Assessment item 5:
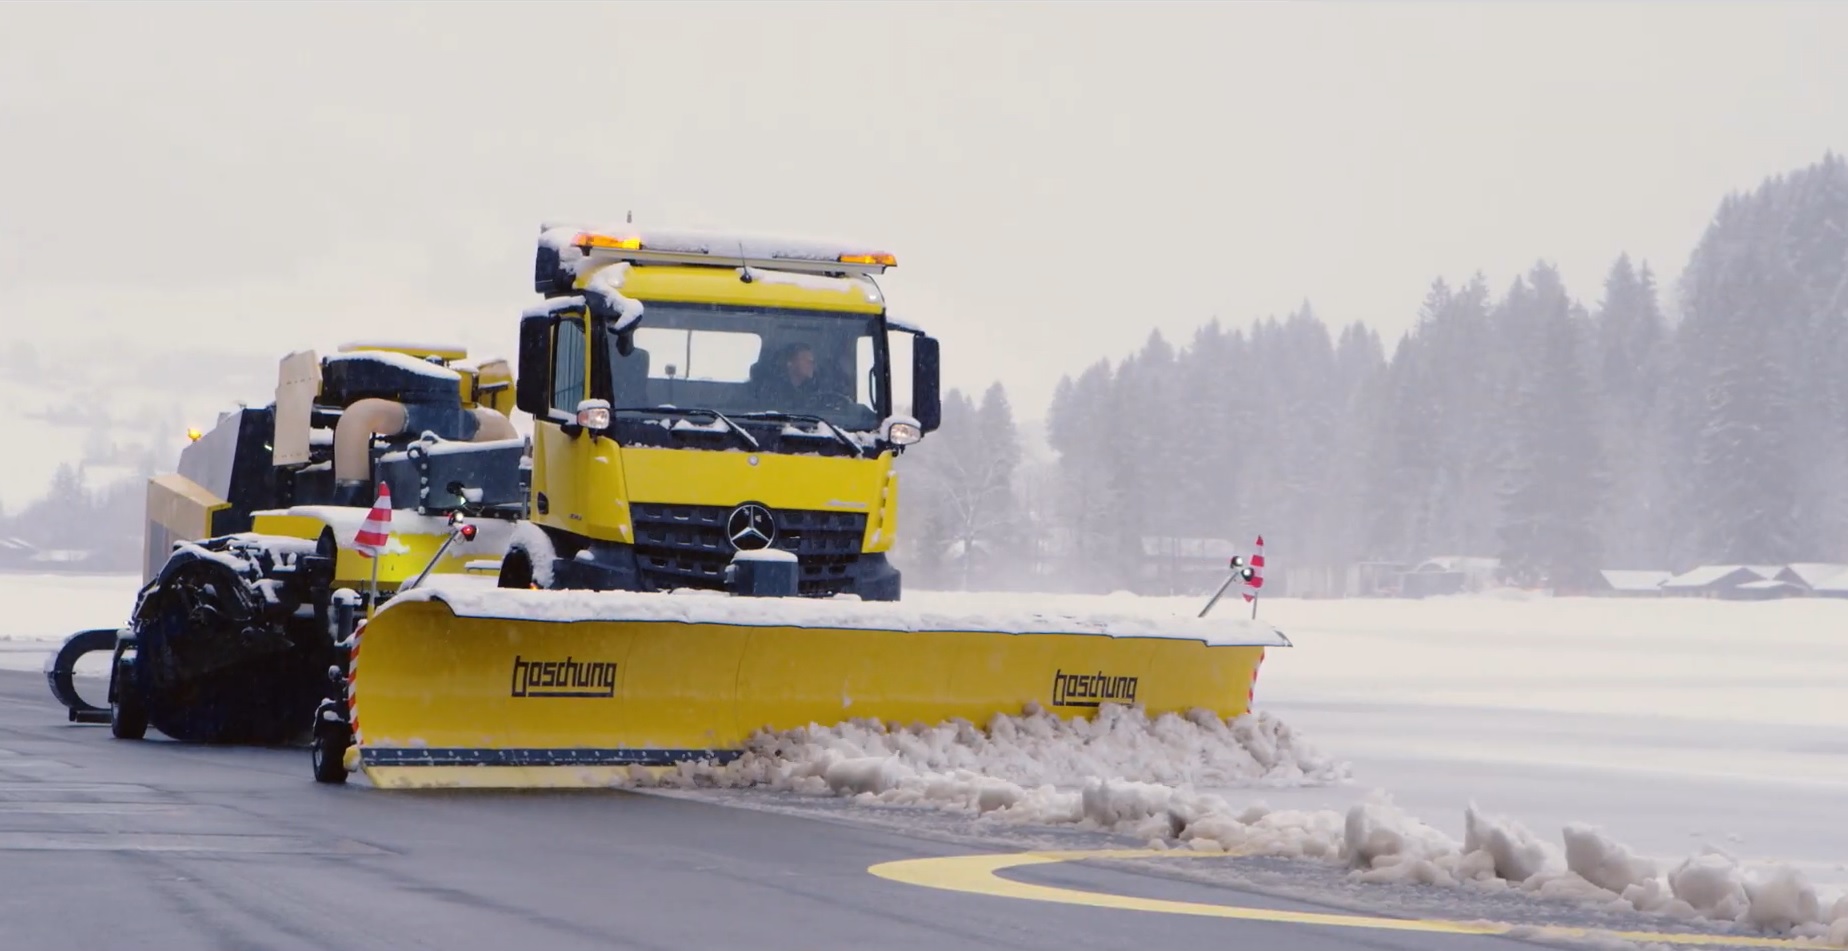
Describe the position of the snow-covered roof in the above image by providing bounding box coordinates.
[1599,569,1671,591]
[1781,563,1848,588]
[1661,564,1778,588]
[1737,579,1803,591]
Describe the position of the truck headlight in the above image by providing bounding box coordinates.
[882,416,922,446]
[576,398,612,430]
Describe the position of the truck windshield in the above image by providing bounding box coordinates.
[606,302,887,431]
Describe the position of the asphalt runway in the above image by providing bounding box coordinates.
[0,669,1767,951]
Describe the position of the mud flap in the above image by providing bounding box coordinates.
[44,628,121,724]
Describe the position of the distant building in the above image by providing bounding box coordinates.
[1139,536,1243,596]
[1805,571,1848,599]
[1595,569,1672,596]
[1776,563,1848,593]
[1659,565,1784,599]
[1730,578,1808,601]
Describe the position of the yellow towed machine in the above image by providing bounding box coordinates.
[44,342,527,749]
[320,223,1292,789]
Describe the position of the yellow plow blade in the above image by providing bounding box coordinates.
[347,586,1289,790]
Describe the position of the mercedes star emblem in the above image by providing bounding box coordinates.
[727,503,777,551]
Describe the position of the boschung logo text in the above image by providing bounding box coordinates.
[510,655,618,698]
[1050,668,1139,708]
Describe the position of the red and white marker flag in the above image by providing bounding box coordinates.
[353,483,393,559]
[1242,534,1265,603]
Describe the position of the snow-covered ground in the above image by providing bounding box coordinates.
[7,573,1848,942]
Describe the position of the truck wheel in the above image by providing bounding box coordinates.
[109,653,147,740]
[312,729,350,784]
[110,691,147,740]
[498,548,535,590]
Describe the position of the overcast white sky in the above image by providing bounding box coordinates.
[3,1,1845,422]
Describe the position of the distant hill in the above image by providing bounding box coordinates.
[0,340,278,512]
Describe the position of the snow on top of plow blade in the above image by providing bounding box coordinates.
[383,578,1291,647]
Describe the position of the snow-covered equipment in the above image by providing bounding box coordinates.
[42,223,1291,788]
[316,223,1290,789]
[44,342,526,746]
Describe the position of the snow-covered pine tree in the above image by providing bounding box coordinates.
[1492,263,1605,590]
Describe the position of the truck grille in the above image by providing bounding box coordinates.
[628,503,866,597]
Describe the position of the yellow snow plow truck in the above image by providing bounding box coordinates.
[45,222,1289,789]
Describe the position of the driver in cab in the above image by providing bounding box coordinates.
[760,342,841,412]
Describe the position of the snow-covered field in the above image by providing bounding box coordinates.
[7,572,1848,942]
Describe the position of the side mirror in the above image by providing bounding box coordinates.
[515,313,553,418]
[912,334,941,433]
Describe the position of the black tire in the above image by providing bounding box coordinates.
[110,670,148,740]
[498,547,535,590]
[312,729,350,784]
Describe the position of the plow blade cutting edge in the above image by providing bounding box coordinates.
[343,585,1291,790]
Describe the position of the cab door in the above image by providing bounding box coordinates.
[532,314,596,535]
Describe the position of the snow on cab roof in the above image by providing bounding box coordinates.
[540,222,892,264]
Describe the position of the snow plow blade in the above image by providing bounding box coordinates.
[343,584,1291,790]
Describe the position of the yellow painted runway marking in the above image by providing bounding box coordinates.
[866,849,1808,949]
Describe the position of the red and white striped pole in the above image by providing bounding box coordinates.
[1242,535,1265,619]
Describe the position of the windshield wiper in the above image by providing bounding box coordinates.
[733,411,863,456]
[613,406,760,451]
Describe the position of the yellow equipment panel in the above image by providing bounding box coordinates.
[346,589,1283,789]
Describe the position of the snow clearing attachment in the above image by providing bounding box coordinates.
[310,223,1291,789]
[336,582,1288,789]
[46,343,526,747]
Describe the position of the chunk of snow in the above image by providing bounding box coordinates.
[1464,801,1556,884]
[582,261,645,331]
[1668,852,1750,920]
[731,549,797,564]
[1564,823,1660,896]
[1742,865,1822,932]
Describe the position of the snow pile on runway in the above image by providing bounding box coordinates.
[632,703,1848,944]
[661,701,1351,794]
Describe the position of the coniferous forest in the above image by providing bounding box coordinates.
[893,154,1848,596]
[6,155,1848,593]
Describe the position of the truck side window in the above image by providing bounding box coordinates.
[552,318,587,411]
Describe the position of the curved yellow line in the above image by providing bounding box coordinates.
[865,849,1806,948]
